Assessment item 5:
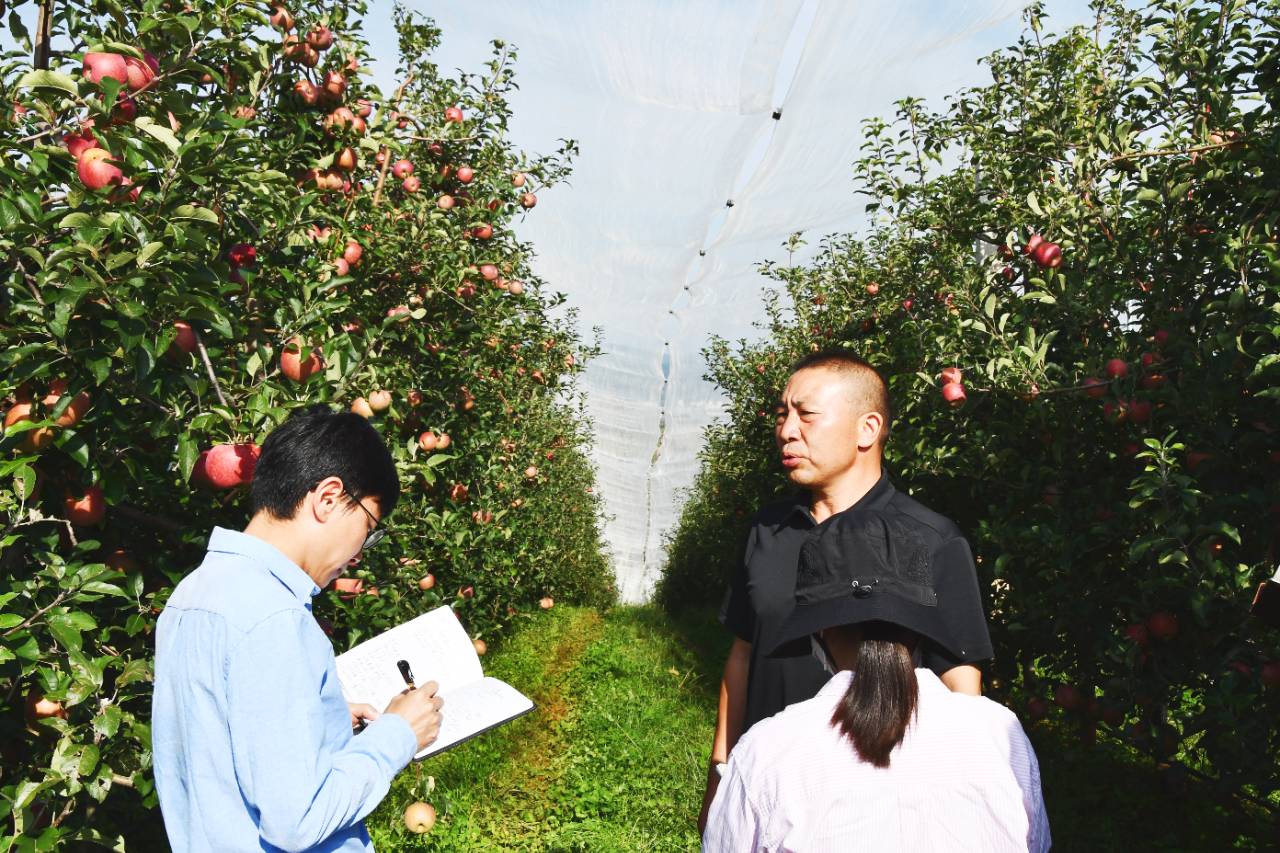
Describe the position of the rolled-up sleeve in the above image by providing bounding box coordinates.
[226,610,416,852]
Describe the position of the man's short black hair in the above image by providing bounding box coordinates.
[789,347,893,438]
[251,404,400,520]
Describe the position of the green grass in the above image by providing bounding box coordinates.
[368,606,726,851]
[368,606,1278,850]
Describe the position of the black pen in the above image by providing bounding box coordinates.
[397,659,416,691]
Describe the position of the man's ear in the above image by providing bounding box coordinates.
[310,476,347,522]
[858,411,884,450]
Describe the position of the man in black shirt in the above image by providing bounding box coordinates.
[698,348,993,831]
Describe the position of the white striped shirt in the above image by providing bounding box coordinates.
[703,668,1051,852]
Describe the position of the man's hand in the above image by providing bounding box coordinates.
[384,680,444,752]
[348,702,381,731]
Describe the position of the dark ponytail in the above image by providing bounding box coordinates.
[828,623,919,768]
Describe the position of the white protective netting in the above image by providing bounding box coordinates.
[374,0,1094,602]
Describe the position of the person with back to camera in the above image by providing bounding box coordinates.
[152,405,445,852]
[699,348,995,829]
[702,508,1051,851]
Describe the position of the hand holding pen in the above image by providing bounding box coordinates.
[384,660,444,752]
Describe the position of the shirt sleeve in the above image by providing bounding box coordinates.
[226,609,417,852]
[1007,717,1052,852]
[921,536,994,675]
[718,524,760,643]
[702,754,764,852]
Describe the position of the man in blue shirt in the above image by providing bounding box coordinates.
[153,405,444,851]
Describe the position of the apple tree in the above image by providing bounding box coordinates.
[0,0,612,846]
[663,0,1279,805]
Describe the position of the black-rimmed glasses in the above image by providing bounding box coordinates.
[344,492,386,550]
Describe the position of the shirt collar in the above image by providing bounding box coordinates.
[786,468,897,526]
[206,526,321,604]
[817,667,946,700]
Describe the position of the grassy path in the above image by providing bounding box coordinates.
[369,604,1278,851]
[368,606,728,851]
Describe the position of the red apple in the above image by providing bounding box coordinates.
[355,99,373,118]
[507,281,524,296]
[65,486,105,526]
[472,638,486,655]
[1032,241,1062,268]
[293,79,318,105]
[1126,399,1152,424]
[350,397,374,418]
[539,596,554,610]
[280,338,322,382]
[322,71,346,98]
[449,483,469,502]
[1026,697,1049,721]
[1261,662,1280,690]
[335,147,357,172]
[444,105,463,123]
[64,125,100,158]
[124,54,159,91]
[1082,377,1107,398]
[269,5,294,29]
[1104,358,1129,379]
[1053,684,1083,712]
[1146,611,1178,641]
[1153,329,1170,347]
[391,159,414,179]
[418,573,436,591]
[940,366,963,386]
[194,443,260,489]
[437,433,451,450]
[479,264,499,281]
[436,194,454,209]
[342,240,362,265]
[368,390,392,412]
[173,321,198,354]
[227,243,256,268]
[1124,623,1149,646]
[471,224,493,240]
[386,305,410,320]
[333,257,350,276]
[306,26,333,50]
[77,148,123,191]
[512,172,527,187]
[456,165,474,183]
[25,691,68,724]
[82,52,129,86]
[399,175,418,193]
[941,383,966,407]
[333,577,364,600]
[520,193,537,209]
[1023,233,1044,256]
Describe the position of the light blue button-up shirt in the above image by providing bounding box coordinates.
[153,527,416,852]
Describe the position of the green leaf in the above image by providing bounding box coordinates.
[17,70,80,97]
[134,117,181,154]
[1026,191,1043,216]
[171,205,220,225]
[137,241,165,267]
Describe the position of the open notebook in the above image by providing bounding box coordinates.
[334,605,534,759]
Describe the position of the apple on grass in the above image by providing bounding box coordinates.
[404,802,436,833]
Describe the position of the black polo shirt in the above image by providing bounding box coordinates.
[719,470,994,734]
